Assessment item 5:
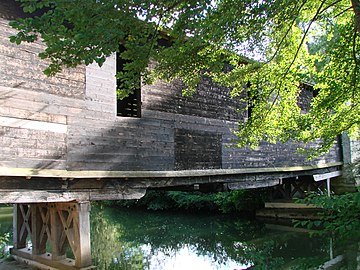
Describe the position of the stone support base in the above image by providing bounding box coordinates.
[332,164,358,194]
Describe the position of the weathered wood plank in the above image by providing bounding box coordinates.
[0,162,343,179]
[0,86,85,111]
[0,116,67,133]
[0,19,85,99]
[0,189,147,203]
[50,205,67,261]
[13,204,27,249]
[227,179,281,189]
[0,106,67,124]
[11,248,96,270]
[264,202,319,209]
[313,170,342,181]
[1,15,342,174]
[31,205,47,255]
[0,163,341,203]
[75,202,92,268]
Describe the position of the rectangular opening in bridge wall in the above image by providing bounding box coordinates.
[175,129,222,170]
[298,83,318,113]
[116,45,141,118]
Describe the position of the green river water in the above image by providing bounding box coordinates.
[0,205,359,269]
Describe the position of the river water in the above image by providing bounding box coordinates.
[0,204,359,269]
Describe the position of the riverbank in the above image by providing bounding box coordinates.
[0,257,34,270]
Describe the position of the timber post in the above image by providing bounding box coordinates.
[332,133,360,193]
[13,204,31,250]
[11,201,95,270]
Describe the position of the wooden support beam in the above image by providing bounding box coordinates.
[313,171,342,181]
[12,248,96,270]
[327,178,331,197]
[227,178,281,190]
[313,171,341,197]
[11,202,94,270]
[74,202,92,268]
[50,203,67,261]
[13,204,30,249]
[0,188,147,203]
[31,204,47,255]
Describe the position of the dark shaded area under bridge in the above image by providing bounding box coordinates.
[0,162,341,204]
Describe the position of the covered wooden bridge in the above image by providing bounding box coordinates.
[0,1,353,269]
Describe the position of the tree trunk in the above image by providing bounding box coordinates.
[352,0,360,33]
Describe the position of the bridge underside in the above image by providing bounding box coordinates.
[0,162,342,203]
[1,163,342,269]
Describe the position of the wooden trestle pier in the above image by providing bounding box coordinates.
[0,163,342,269]
[11,202,93,270]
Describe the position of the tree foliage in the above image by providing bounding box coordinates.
[106,189,265,214]
[295,188,360,238]
[9,0,360,155]
[0,232,9,258]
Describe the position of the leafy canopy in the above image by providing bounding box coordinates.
[295,188,360,239]
[9,0,360,156]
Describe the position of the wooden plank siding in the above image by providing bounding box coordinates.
[0,13,342,176]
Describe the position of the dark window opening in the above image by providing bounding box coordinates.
[300,82,318,97]
[116,90,141,117]
[157,30,174,48]
[247,82,257,120]
[247,99,255,120]
[298,82,318,112]
[312,88,319,99]
[157,37,173,48]
[116,45,141,118]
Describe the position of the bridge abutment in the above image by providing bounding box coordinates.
[11,201,95,270]
[332,133,360,194]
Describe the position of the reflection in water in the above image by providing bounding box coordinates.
[0,206,12,258]
[91,205,149,270]
[90,205,360,270]
[0,205,360,269]
[140,243,249,270]
[90,205,254,269]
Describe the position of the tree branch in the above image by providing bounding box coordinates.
[318,0,343,16]
[266,0,309,64]
[352,30,358,100]
[284,0,327,77]
[333,6,352,19]
[252,0,328,135]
